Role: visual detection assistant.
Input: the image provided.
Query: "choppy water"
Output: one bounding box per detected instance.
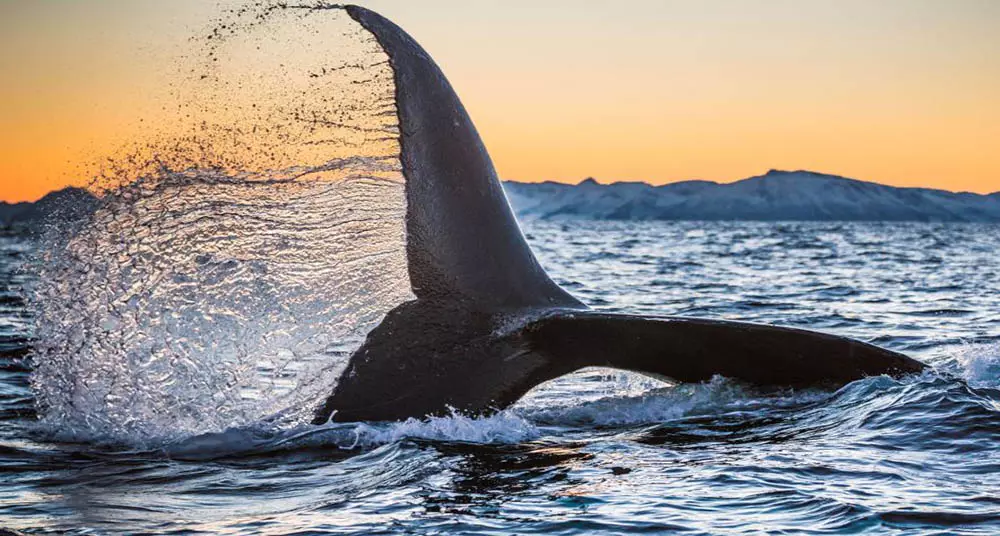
[2,221,999,534]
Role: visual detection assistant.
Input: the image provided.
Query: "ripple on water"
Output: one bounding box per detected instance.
[2,222,1000,534]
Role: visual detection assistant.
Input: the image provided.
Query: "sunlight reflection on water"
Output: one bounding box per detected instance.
[2,221,1000,535]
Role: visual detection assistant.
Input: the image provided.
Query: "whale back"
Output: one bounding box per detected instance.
[346,6,581,310]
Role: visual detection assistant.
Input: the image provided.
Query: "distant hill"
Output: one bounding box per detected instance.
[504,170,1000,222]
[4,173,998,226]
[0,188,99,227]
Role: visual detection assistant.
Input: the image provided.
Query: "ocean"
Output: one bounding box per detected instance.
[1,220,999,535]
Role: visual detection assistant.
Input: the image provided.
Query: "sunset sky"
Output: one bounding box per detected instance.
[1,0,998,202]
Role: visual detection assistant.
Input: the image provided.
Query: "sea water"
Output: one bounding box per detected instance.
[1,220,999,534]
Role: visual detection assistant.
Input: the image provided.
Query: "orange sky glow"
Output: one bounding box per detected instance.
[1,0,998,203]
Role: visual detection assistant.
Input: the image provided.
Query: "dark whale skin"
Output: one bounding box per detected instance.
[312,7,926,424]
[316,303,924,423]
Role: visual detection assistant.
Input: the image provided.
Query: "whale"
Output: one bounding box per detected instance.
[312,6,925,424]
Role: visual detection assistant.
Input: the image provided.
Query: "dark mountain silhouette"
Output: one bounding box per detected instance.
[0,187,100,227]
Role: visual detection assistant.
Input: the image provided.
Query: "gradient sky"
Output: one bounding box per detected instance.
[1,0,998,202]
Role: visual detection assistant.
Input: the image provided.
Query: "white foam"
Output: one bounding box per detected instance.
[40,372,839,454]
[954,343,1000,389]
[160,411,539,459]
[335,411,540,449]
[525,375,827,427]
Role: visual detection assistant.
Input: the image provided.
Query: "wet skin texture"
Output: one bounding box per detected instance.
[313,7,925,424]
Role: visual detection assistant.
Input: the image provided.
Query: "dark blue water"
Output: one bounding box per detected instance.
[2,221,1000,534]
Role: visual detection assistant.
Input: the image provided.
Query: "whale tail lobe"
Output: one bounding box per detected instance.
[523,311,925,388]
[314,306,925,423]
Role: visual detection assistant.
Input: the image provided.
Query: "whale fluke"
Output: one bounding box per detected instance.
[312,6,925,424]
[344,6,581,310]
[316,305,923,423]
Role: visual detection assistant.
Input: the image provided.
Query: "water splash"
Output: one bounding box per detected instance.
[156,375,833,459]
[524,375,829,427]
[28,4,415,444]
[954,343,1000,389]
[157,411,538,461]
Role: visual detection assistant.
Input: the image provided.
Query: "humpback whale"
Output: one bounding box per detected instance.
[306,6,926,423]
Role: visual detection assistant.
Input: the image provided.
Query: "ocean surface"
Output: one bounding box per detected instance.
[2,220,1000,535]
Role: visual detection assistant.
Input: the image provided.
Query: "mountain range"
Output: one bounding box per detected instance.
[0,187,99,227]
[2,171,998,225]
[504,170,1000,222]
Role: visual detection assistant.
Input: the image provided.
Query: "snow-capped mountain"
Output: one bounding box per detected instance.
[503,170,1000,222]
[3,173,997,226]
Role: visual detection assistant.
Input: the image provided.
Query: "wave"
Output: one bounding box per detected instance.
[954,343,1000,389]
[13,353,997,471]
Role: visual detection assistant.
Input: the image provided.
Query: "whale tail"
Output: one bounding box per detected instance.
[523,311,924,387]
[309,6,925,424]
[314,306,924,424]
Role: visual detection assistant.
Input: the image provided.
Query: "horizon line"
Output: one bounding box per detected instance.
[2,168,998,204]
[504,169,999,197]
